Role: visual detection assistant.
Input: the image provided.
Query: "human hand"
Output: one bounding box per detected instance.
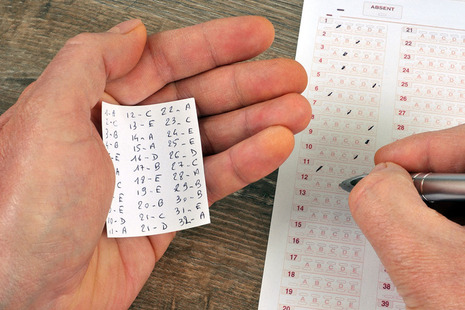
[0,17,310,309]
[349,125,465,309]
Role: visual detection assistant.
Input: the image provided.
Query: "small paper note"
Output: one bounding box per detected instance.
[102,99,210,238]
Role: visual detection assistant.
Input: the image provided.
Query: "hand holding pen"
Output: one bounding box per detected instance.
[347,125,465,310]
[341,172,465,202]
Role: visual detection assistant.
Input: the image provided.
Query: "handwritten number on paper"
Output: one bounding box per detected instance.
[102,99,210,238]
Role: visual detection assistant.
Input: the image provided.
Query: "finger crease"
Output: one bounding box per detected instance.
[228,148,250,187]
[199,119,215,155]
[423,136,435,171]
[231,67,247,108]
[200,23,220,68]
[243,107,254,138]
[172,80,190,102]
[148,40,174,86]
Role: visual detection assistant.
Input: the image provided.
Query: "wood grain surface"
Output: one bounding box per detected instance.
[1,1,304,309]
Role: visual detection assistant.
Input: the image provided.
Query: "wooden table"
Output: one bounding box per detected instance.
[1,1,304,308]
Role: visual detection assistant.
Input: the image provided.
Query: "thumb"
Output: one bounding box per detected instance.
[17,19,147,117]
[349,162,465,309]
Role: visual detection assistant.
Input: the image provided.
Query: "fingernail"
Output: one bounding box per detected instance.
[107,19,142,34]
[370,162,388,173]
[371,162,408,176]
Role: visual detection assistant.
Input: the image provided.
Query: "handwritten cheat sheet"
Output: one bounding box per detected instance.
[102,99,209,238]
[259,0,465,309]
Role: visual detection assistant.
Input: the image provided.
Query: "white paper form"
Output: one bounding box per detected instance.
[259,0,465,309]
[102,99,209,238]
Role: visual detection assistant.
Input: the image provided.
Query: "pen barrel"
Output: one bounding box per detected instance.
[412,173,465,201]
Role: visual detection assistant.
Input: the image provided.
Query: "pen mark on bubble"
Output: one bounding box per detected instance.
[372,83,377,88]
[336,24,342,28]
[341,65,346,70]
[368,125,374,131]
[356,40,360,44]
[353,155,359,160]
[343,51,348,56]
[365,139,370,144]
[347,110,352,115]
[316,166,323,172]
[328,92,333,96]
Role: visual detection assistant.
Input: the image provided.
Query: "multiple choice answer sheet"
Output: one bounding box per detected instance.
[259,0,465,309]
[102,99,210,238]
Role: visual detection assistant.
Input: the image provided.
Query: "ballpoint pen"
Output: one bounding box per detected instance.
[340,173,465,202]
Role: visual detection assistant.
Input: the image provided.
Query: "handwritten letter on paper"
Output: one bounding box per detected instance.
[102,99,210,238]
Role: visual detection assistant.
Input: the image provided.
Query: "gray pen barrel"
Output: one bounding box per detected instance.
[412,173,465,202]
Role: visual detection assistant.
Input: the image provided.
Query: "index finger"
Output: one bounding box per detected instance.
[375,124,465,172]
[105,16,275,105]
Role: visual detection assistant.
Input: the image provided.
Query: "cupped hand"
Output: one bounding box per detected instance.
[349,125,465,309]
[0,17,310,309]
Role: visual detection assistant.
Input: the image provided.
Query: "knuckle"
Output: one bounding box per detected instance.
[57,32,105,75]
[65,32,96,46]
[61,33,101,60]
[348,173,391,214]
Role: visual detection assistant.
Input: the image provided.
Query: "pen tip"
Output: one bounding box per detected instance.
[339,174,367,193]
